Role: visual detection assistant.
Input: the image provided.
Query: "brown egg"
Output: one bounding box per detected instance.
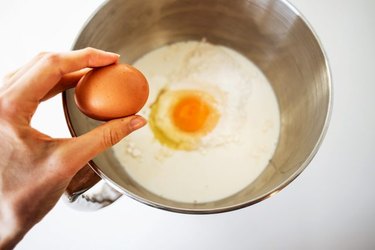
[74,64,149,121]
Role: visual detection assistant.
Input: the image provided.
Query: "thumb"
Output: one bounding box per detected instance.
[63,115,146,172]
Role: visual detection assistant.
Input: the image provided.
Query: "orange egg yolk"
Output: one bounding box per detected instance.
[149,89,221,151]
[171,95,219,134]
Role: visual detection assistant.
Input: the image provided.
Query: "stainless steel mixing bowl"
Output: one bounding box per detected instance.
[63,0,331,213]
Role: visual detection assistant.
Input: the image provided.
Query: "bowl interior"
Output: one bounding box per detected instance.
[64,0,331,213]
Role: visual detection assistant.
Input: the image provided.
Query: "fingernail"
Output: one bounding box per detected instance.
[130,117,147,130]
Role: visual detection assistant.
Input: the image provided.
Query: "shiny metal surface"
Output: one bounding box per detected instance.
[63,179,122,211]
[63,0,331,213]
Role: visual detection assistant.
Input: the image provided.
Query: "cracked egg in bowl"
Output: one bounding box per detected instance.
[112,41,280,204]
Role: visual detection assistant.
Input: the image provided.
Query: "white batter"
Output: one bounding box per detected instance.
[112,41,280,203]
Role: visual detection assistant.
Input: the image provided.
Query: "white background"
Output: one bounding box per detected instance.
[1,0,374,249]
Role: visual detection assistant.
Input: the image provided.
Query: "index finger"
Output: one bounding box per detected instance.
[8,48,119,103]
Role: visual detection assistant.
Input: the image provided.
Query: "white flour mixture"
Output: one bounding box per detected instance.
[112,41,280,203]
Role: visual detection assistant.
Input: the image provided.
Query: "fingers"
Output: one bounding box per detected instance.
[60,115,147,174]
[41,68,91,101]
[1,56,39,92]
[7,48,119,103]
[2,52,47,87]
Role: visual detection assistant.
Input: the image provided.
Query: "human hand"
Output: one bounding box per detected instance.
[0,48,146,249]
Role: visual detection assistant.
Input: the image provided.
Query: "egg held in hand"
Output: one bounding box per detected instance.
[74,64,149,120]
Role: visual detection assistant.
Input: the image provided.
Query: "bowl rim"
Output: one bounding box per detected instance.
[62,0,333,214]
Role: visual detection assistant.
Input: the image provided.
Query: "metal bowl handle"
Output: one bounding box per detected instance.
[64,164,122,211]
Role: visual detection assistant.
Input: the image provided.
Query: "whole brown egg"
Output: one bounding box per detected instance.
[74,64,149,121]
